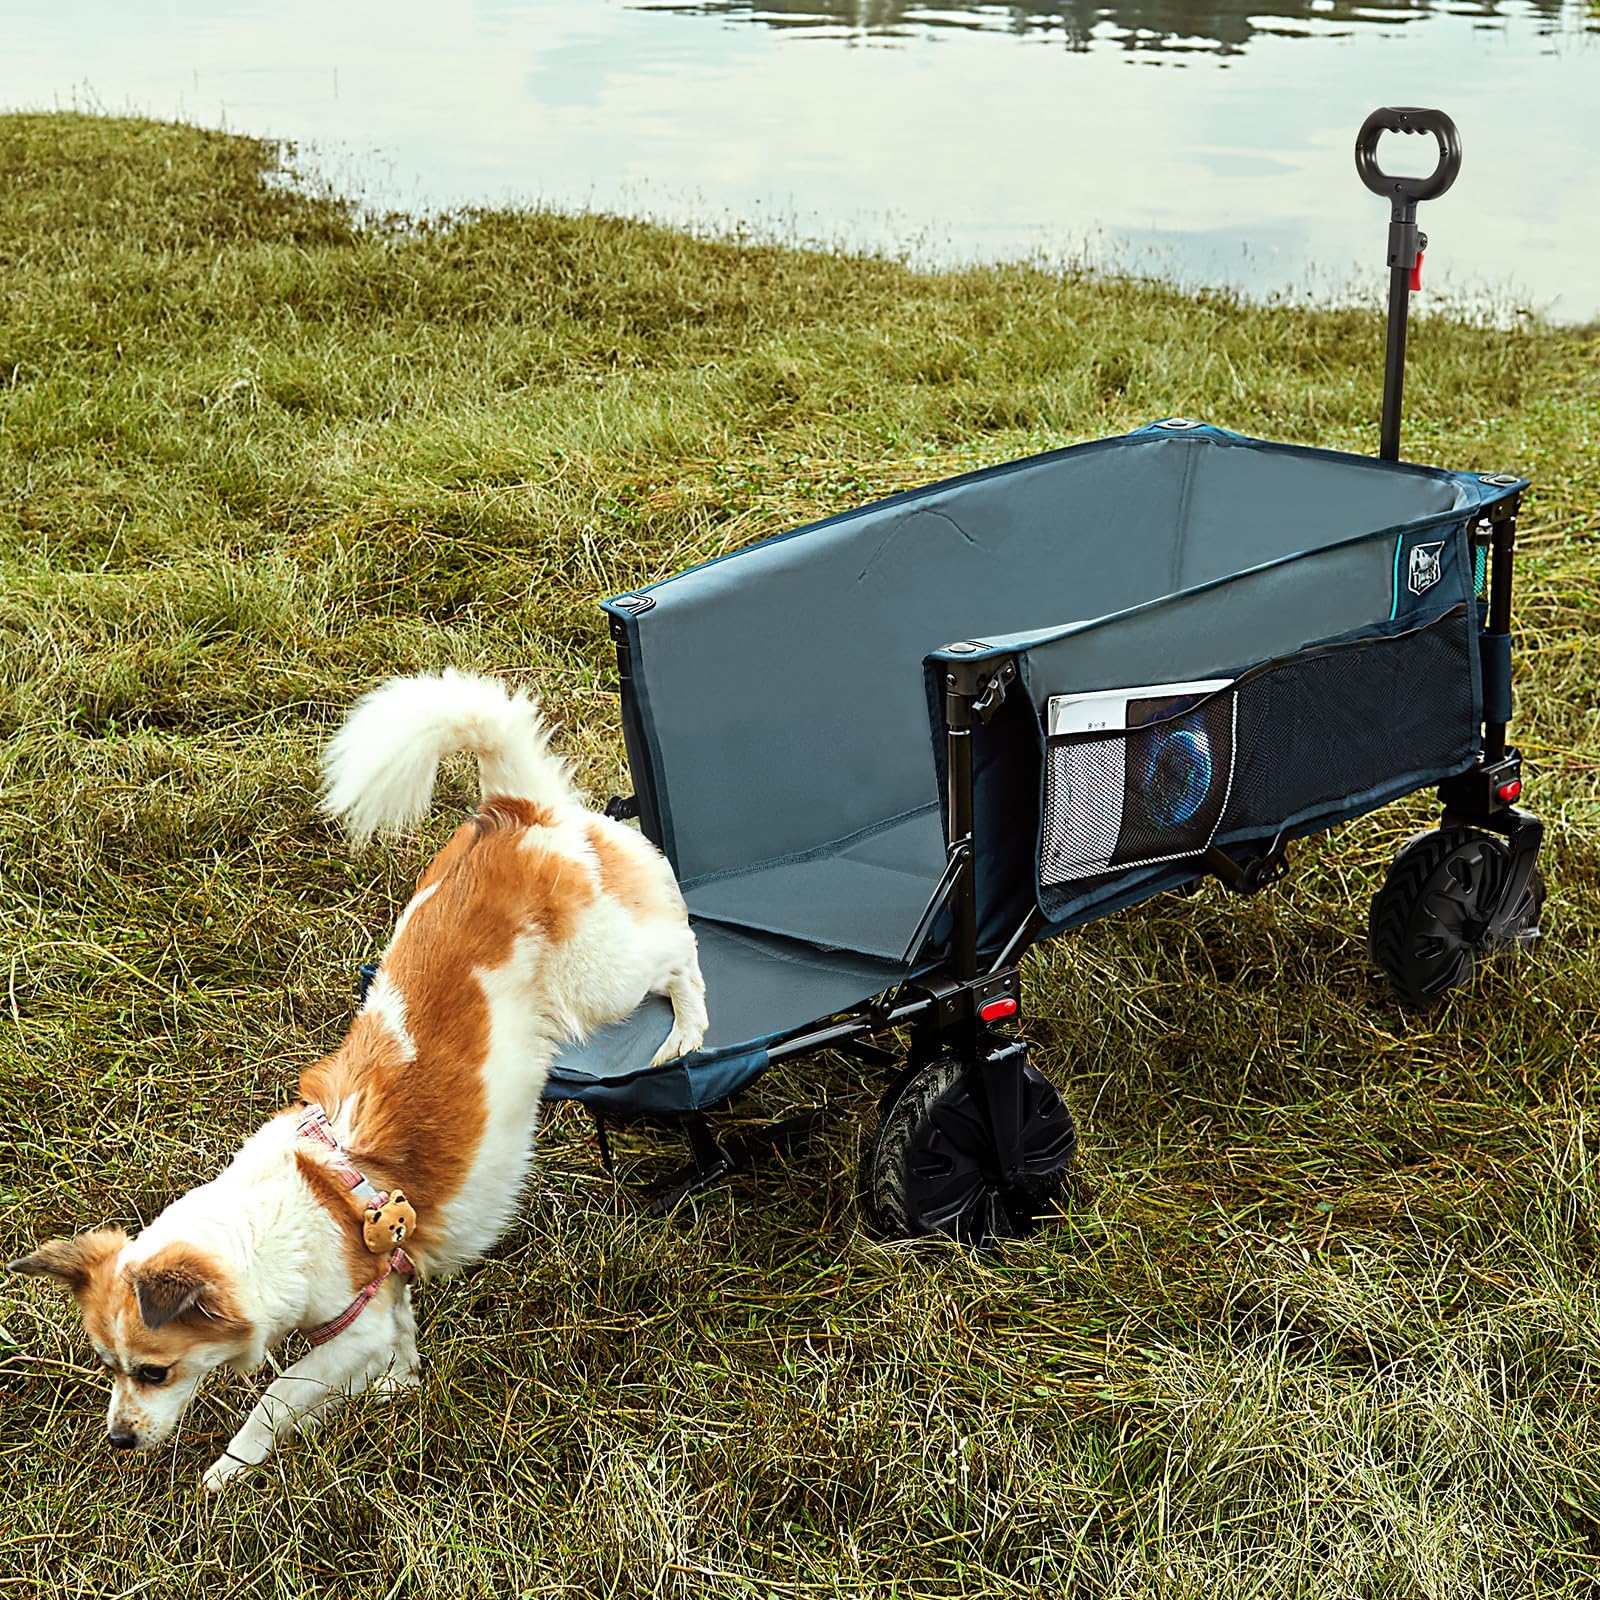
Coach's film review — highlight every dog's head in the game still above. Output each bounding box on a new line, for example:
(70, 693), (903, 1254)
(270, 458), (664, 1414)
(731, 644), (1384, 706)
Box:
(9, 1230), (256, 1452)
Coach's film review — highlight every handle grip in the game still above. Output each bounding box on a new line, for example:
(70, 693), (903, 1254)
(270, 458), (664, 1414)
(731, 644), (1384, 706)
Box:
(1355, 107), (1461, 208)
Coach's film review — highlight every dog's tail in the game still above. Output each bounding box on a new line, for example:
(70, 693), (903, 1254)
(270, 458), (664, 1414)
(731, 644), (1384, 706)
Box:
(320, 670), (577, 843)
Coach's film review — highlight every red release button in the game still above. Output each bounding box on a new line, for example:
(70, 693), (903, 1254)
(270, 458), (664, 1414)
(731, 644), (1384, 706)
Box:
(979, 996), (1018, 1023)
(1497, 778), (1522, 801)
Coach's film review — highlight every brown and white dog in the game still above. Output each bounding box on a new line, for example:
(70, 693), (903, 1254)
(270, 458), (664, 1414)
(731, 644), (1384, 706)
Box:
(8, 671), (707, 1489)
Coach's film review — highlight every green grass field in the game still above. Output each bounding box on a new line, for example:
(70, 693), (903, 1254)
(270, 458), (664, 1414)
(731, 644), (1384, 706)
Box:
(1, 113), (1597, 1598)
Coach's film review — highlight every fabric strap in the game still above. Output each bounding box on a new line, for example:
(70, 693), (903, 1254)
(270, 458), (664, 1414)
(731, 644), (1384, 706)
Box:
(295, 1102), (415, 1346)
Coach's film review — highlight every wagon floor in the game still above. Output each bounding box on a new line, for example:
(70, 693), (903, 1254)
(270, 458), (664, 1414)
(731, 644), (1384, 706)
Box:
(682, 805), (945, 963)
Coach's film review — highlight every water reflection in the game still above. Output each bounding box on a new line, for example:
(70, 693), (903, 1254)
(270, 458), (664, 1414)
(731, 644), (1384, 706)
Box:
(647, 0), (1595, 60)
(1, 0), (1596, 319)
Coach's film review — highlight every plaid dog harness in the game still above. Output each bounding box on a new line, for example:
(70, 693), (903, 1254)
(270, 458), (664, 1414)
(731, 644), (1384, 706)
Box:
(295, 1103), (417, 1347)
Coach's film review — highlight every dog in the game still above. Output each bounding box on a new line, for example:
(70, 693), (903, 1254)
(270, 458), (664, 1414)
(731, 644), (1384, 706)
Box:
(8, 671), (707, 1489)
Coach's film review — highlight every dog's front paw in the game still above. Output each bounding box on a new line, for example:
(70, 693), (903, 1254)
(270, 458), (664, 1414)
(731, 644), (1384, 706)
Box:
(373, 1358), (422, 1399)
(201, 1452), (257, 1493)
(649, 1030), (700, 1068)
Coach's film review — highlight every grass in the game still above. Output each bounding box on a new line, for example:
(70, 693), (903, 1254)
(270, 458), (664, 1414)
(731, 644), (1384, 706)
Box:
(0, 110), (1597, 1598)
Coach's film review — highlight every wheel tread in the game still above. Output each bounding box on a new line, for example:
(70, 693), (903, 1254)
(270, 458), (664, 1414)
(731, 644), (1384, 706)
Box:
(859, 1052), (1076, 1244)
(1368, 825), (1541, 1010)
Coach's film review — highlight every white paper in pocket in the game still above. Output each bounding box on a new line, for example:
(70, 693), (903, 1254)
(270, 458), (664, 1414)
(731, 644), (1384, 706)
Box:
(1047, 679), (1233, 737)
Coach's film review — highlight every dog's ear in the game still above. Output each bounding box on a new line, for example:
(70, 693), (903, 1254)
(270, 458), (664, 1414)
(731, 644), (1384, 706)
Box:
(129, 1246), (253, 1343)
(8, 1229), (126, 1292)
(129, 1247), (214, 1331)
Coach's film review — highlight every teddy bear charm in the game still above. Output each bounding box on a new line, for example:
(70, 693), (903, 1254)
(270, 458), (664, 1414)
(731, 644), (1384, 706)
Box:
(362, 1189), (417, 1254)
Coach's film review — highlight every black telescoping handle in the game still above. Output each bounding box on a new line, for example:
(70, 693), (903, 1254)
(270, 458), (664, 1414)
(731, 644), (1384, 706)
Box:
(1355, 107), (1462, 212)
(1356, 107), (1461, 463)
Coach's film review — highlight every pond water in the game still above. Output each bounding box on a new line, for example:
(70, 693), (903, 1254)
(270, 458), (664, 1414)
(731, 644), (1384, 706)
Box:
(3, 0), (1597, 319)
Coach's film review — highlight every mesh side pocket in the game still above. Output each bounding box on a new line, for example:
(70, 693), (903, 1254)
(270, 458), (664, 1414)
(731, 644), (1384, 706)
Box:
(1037, 606), (1477, 896)
(1223, 604), (1475, 833)
(1042, 691), (1236, 886)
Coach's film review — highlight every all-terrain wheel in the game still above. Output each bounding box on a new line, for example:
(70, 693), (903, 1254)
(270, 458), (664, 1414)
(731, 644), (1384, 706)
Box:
(859, 1050), (1077, 1246)
(1368, 826), (1544, 1011)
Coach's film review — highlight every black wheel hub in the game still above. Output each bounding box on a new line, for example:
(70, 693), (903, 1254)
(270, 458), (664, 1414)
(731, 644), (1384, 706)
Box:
(900, 1058), (1077, 1246)
(1412, 838), (1510, 980)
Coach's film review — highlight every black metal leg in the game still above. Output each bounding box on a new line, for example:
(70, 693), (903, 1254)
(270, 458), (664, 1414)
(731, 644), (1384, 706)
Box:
(592, 1114), (615, 1177)
(642, 1107), (835, 1217)
(974, 1036), (1030, 1182)
(943, 677), (979, 984)
(1436, 503), (1528, 821)
(1484, 510), (1517, 764)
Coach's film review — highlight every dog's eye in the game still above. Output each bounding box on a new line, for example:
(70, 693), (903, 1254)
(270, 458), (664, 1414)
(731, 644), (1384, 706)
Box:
(134, 1364), (170, 1386)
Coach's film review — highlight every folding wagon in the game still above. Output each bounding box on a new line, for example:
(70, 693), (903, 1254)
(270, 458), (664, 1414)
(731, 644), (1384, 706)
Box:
(526, 109), (1545, 1243)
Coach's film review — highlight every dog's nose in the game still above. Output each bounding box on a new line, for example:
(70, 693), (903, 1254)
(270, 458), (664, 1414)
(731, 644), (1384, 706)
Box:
(108, 1424), (138, 1451)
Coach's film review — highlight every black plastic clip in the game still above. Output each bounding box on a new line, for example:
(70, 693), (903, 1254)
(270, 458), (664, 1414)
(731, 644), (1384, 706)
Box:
(1437, 750), (1523, 820)
(592, 1113), (615, 1176)
(604, 794), (640, 821)
(1204, 834), (1290, 895)
(972, 661), (1016, 723)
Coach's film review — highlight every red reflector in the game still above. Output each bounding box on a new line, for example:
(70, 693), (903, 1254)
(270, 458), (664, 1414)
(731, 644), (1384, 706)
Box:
(1497, 779), (1522, 801)
(979, 996), (1018, 1023)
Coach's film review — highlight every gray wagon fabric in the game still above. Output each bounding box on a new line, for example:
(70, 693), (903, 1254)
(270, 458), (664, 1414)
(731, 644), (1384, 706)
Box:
(602, 422), (1509, 968)
(554, 423), (1525, 1109)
